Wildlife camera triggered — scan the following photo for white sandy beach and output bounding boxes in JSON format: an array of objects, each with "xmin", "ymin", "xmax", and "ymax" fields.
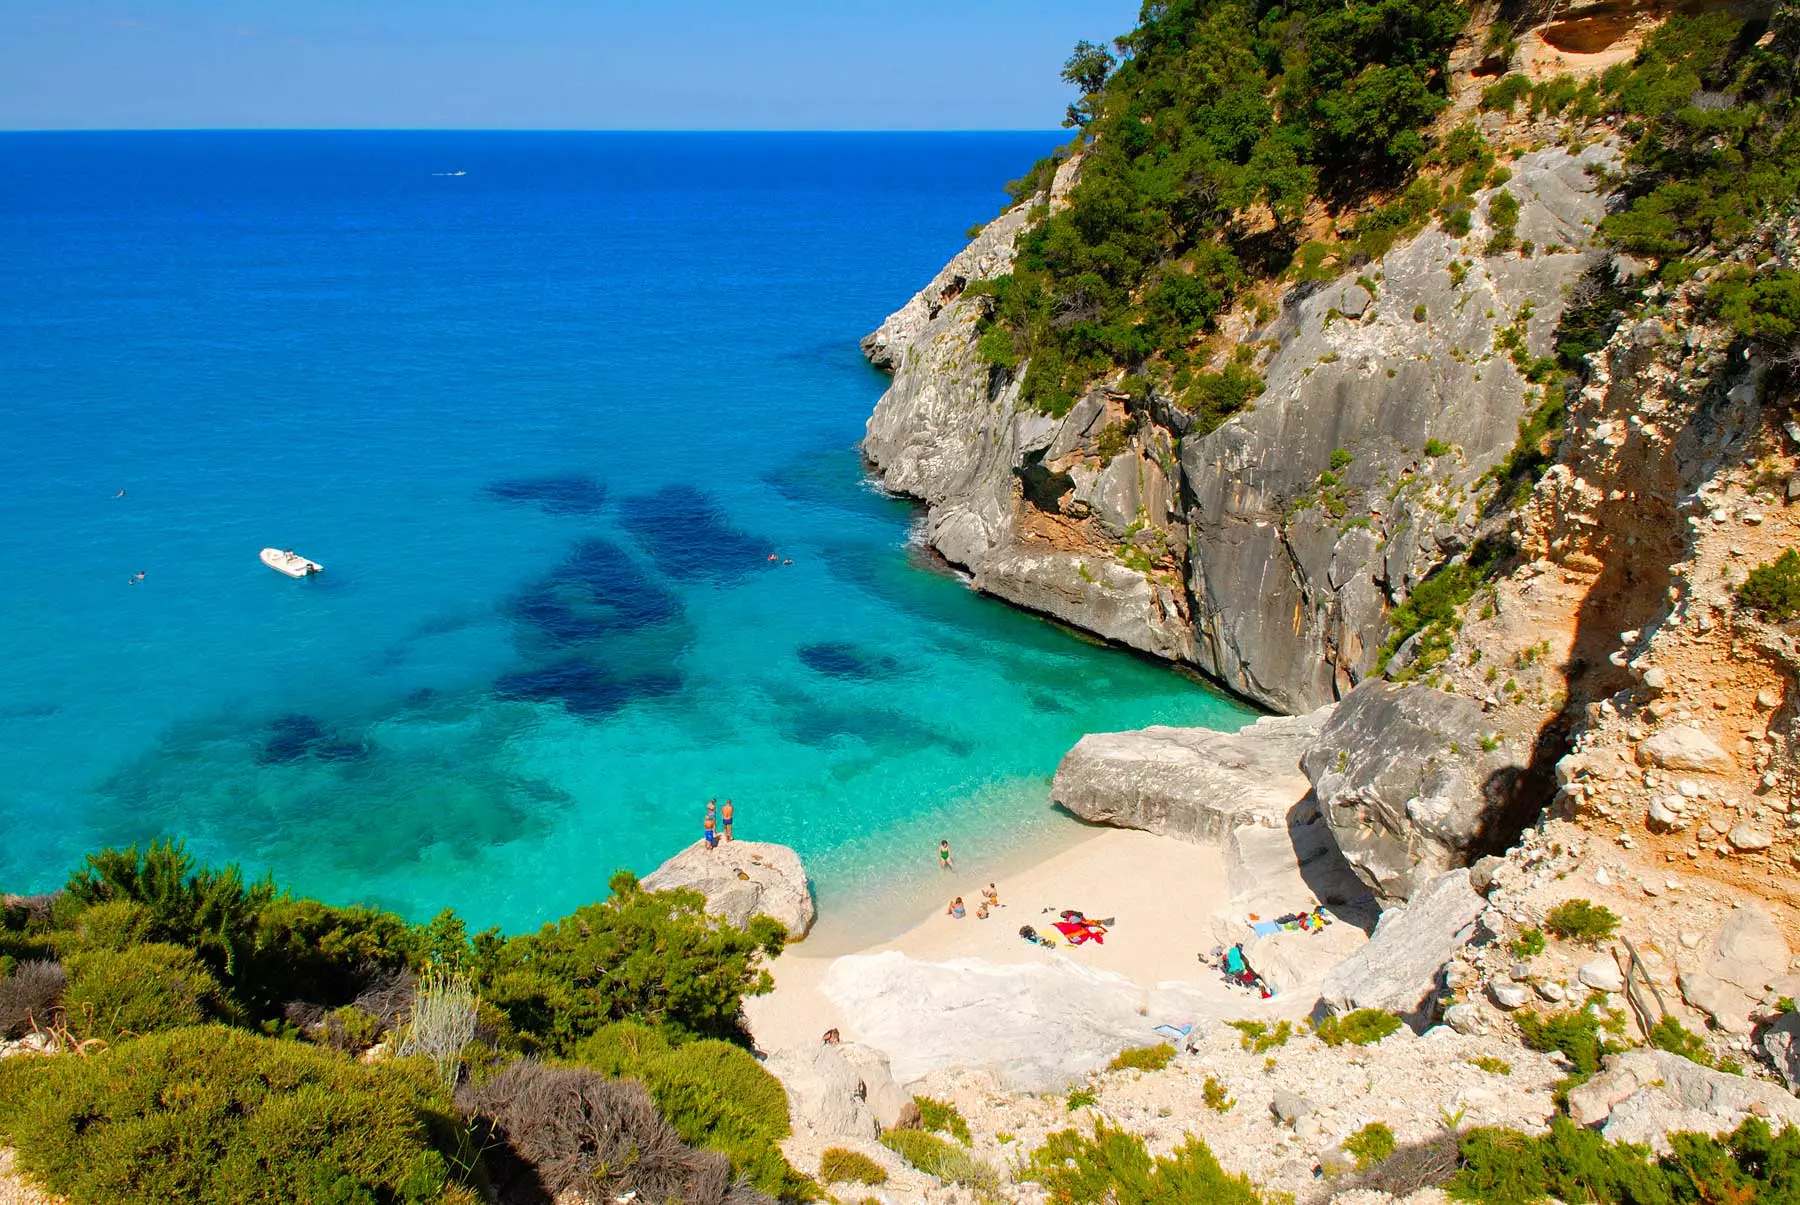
[{"xmin": 745, "ymin": 825, "xmax": 1252, "ymax": 1055}]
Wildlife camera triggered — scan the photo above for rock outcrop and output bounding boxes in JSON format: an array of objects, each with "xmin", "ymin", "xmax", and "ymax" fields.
[
  {"xmin": 642, "ymin": 841, "xmax": 815, "ymax": 939},
  {"xmin": 817, "ymin": 950, "xmax": 1211, "ymax": 1092},
  {"xmin": 1675, "ymin": 904, "xmax": 1793, "ymax": 1035},
  {"xmin": 1051, "ymin": 709, "xmax": 1330, "ymax": 843},
  {"xmin": 1568, "ymin": 1049, "xmax": 1800, "ymax": 1150},
  {"xmin": 1301, "ymin": 681, "xmax": 1529, "ymax": 904},
  {"xmin": 1317, "ymin": 868, "xmax": 1484, "ymax": 1027},
  {"xmin": 863, "ymin": 144, "xmax": 1618, "ymax": 712}
]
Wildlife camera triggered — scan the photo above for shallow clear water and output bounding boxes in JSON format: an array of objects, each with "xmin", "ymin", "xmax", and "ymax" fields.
[{"xmin": 0, "ymin": 132, "xmax": 1253, "ymax": 935}]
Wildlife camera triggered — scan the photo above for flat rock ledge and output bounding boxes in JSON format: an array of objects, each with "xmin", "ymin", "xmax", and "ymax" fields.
[
  {"xmin": 1569, "ymin": 1049, "xmax": 1800, "ymax": 1151},
  {"xmin": 642, "ymin": 840, "xmax": 815, "ymax": 940}
]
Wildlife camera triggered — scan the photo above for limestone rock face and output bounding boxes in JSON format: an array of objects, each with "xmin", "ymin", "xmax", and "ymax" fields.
[
  {"xmin": 1317, "ymin": 868, "xmax": 1483, "ymax": 1027},
  {"xmin": 763, "ymin": 1043, "xmax": 879, "ymax": 1141},
  {"xmin": 642, "ymin": 841, "xmax": 815, "ymax": 939},
  {"xmin": 1051, "ymin": 709, "xmax": 1331, "ymax": 843},
  {"xmin": 1761, "ymin": 1011, "xmax": 1800, "ymax": 1094},
  {"xmin": 817, "ymin": 950, "xmax": 1209, "ymax": 1092},
  {"xmin": 1676, "ymin": 905, "xmax": 1791, "ymax": 1035},
  {"xmin": 1301, "ymin": 681, "xmax": 1527, "ymax": 904},
  {"xmin": 862, "ymin": 142, "xmax": 1618, "ymax": 711},
  {"xmin": 1568, "ymin": 1049, "xmax": 1800, "ymax": 1149}
]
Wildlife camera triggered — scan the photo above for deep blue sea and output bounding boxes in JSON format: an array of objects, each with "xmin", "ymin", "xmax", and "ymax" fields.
[{"xmin": 0, "ymin": 132, "xmax": 1251, "ymax": 942}]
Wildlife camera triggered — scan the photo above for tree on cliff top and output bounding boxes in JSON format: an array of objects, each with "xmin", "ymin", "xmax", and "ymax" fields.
[{"xmin": 978, "ymin": 0, "xmax": 1468, "ymax": 418}]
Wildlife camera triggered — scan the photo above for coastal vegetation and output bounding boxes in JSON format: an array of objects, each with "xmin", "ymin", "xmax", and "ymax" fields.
[{"xmin": 0, "ymin": 839, "xmax": 812, "ymax": 1202}]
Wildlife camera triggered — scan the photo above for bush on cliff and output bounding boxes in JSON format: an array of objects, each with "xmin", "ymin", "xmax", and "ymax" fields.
[
  {"xmin": 61, "ymin": 942, "xmax": 235, "ymax": 1040},
  {"xmin": 0, "ymin": 1025, "xmax": 480, "ymax": 1204},
  {"xmin": 1448, "ymin": 1114, "xmax": 1800, "ymax": 1204},
  {"xmin": 1024, "ymin": 1121, "xmax": 1276, "ymax": 1204},
  {"xmin": 0, "ymin": 959, "xmax": 65, "ymax": 1038},
  {"xmin": 569, "ymin": 1019, "xmax": 809, "ymax": 1200},
  {"xmin": 880, "ymin": 1128, "xmax": 999, "ymax": 1193},
  {"xmin": 1737, "ymin": 548, "xmax": 1800, "ymax": 622},
  {"xmin": 487, "ymin": 870, "xmax": 784, "ymax": 1051},
  {"xmin": 458, "ymin": 1060, "xmax": 743, "ymax": 1205}
]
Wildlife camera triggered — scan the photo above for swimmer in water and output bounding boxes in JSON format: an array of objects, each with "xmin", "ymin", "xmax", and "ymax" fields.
[{"xmin": 115, "ymin": 489, "xmax": 126, "ymax": 498}]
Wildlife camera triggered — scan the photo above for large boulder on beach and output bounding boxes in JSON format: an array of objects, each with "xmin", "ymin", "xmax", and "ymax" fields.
[
  {"xmin": 1317, "ymin": 868, "xmax": 1483, "ymax": 1028},
  {"xmin": 642, "ymin": 841, "xmax": 815, "ymax": 939},
  {"xmin": 1301, "ymin": 681, "xmax": 1529, "ymax": 904},
  {"xmin": 1051, "ymin": 710, "xmax": 1331, "ymax": 843},
  {"xmin": 1568, "ymin": 1049, "xmax": 1800, "ymax": 1150}
]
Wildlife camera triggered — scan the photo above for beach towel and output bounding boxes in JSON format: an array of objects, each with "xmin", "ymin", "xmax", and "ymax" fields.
[
  {"xmin": 1052, "ymin": 920, "xmax": 1107, "ymax": 945},
  {"xmin": 1250, "ymin": 920, "xmax": 1283, "ymax": 938},
  {"xmin": 1152, "ymin": 1023, "xmax": 1192, "ymax": 1043},
  {"xmin": 1223, "ymin": 946, "xmax": 1247, "ymax": 975}
]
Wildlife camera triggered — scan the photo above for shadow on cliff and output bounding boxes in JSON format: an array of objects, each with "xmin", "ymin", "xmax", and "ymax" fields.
[{"xmin": 1287, "ymin": 796, "xmax": 1381, "ymax": 935}]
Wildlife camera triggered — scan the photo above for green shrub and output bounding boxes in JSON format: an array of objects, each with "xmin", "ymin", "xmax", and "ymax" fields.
[
  {"xmin": 1737, "ymin": 549, "xmax": 1800, "ymax": 623},
  {"xmin": 1227, "ymin": 1019, "xmax": 1294, "ymax": 1052},
  {"xmin": 1330, "ymin": 447, "xmax": 1354, "ymax": 471},
  {"xmin": 1414, "ymin": 303, "xmax": 1429, "ymax": 323},
  {"xmin": 1423, "ymin": 437, "xmax": 1450, "ymax": 457},
  {"xmin": 62, "ymin": 943, "xmax": 232, "ymax": 1040},
  {"xmin": 1067, "ymin": 1085, "xmax": 1098, "ymax": 1111},
  {"xmin": 1515, "ymin": 1006, "xmax": 1621, "ymax": 1087},
  {"xmin": 1315, "ymin": 1009, "xmax": 1403, "ymax": 1047},
  {"xmin": 1346, "ymin": 1121, "xmax": 1398, "ymax": 1169},
  {"xmin": 1710, "ymin": 268, "xmax": 1800, "ymax": 356},
  {"xmin": 1450, "ymin": 1114, "xmax": 1800, "ymax": 1204},
  {"xmin": 1107, "ymin": 1042, "xmax": 1177, "ymax": 1073},
  {"xmin": 1646, "ymin": 1015, "xmax": 1728, "ymax": 1070},
  {"xmin": 1511, "ymin": 928, "xmax": 1546, "ymax": 960},
  {"xmin": 1203, "ymin": 1076, "xmax": 1235, "ymax": 1112},
  {"xmin": 1480, "ymin": 74, "xmax": 1531, "ymax": 112},
  {"xmin": 1543, "ymin": 899, "xmax": 1619, "ymax": 945},
  {"xmin": 1469, "ymin": 1056, "xmax": 1513, "ymax": 1076},
  {"xmin": 492, "ymin": 870, "xmax": 784, "ymax": 1050},
  {"xmin": 568, "ymin": 1019, "xmax": 806, "ymax": 1199},
  {"xmin": 914, "ymin": 1094, "xmax": 972, "ymax": 1145},
  {"xmin": 819, "ymin": 1147, "xmax": 887, "ymax": 1185},
  {"xmin": 879, "ymin": 1128, "xmax": 999, "ymax": 1192},
  {"xmin": 57, "ymin": 900, "xmax": 154, "ymax": 953},
  {"xmin": 1025, "ymin": 1122, "xmax": 1278, "ymax": 1203},
  {"xmin": 0, "ymin": 1025, "xmax": 476, "ymax": 1204}
]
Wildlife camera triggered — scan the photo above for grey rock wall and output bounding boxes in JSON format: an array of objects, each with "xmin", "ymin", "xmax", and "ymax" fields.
[
  {"xmin": 1300, "ymin": 680, "xmax": 1528, "ymax": 904},
  {"xmin": 862, "ymin": 145, "xmax": 1618, "ymax": 713}
]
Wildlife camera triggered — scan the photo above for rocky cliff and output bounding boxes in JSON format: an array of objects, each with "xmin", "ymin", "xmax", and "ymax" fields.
[{"xmin": 863, "ymin": 144, "xmax": 1617, "ymax": 711}]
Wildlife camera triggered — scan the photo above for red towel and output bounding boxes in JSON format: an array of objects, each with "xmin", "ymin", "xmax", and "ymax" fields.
[{"xmin": 1052, "ymin": 920, "xmax": 1107, "ymax": 945}]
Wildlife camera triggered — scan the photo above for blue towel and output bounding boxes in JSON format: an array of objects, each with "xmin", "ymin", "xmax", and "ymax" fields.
[{"xmin": 1250, "ymin": 920, "xmax": 1282, "ymax": 937}]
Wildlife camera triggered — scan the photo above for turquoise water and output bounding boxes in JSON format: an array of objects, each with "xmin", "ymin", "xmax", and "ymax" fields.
[{"xmin": 0, "ymin": 132, "xmax": 1253, "ymax": 935}]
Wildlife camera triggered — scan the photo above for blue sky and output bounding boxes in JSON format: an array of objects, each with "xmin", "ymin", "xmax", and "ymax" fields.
[{"xmin": 0, "ymin": 1, "xmax": 1142, "ymax": 130}]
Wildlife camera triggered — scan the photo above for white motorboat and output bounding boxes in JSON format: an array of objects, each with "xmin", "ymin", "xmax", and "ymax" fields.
[{"xmin": 261, "ymin": 548, "xmax": 322, "ymax": 579}]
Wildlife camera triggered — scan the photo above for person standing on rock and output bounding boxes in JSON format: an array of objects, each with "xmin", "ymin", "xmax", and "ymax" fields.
[
  {"xmin": 938, "ymin": 839, "xmax": 954, "ymax": 871},
  {"xmin": 703, "ymin": 807, "xmax": 718, "ymax": 851},
  {"xmin": 722, "ymin": 799, "xmax": 734, "ymax": 842}
]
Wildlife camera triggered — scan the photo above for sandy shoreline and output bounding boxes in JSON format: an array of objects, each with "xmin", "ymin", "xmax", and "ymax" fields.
[{"xmin": 745, "ymin": 825, "xmax": 1250, "ymax": 1056}]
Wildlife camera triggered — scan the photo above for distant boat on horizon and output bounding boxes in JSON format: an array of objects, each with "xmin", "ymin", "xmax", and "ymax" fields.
[{"xmin": 431, "ymin": 170, "xmax": 467, "ymax": 178}]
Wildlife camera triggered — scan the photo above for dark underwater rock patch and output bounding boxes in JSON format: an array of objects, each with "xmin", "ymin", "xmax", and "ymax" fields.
[
  {"xmin": 619, "ymin": 486, "xmax": 770, "ymax": 582},
  {"xmin": 508, "ymin": 538, "xmax": 683, "ymax": 648},
  {"xmin": 484, "ymin": 473, "xmax": 608, "ymax": 516},
  {"xmin": 258, "ymin": 713, "xmax": 370, "ymax": 765},
  {"xmin": 495, "ymin": 659, "xmax": 682, "ymax": 718},
  {"xmin": 797, "ymin": 641, "xmax": 903, "ymax": 680}
]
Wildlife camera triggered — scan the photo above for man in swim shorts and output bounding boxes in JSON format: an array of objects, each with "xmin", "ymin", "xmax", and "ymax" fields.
[{"xmin": 721, "ymin": 799, "xmax": 734, "ymax": 842}]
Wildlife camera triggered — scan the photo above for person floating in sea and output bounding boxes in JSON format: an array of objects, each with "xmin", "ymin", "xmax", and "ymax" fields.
[
  {"xmin": 135, "ymin": 571, "xmax": 146, "ymax": 582},
  {"xmin": 946, "ymin": 896, "xmax": 966, "ymax": 919},
  {"xmin": 938, "ymin": 839, "xmax": 955, "ymax": 871},
  {"xmin": 782, "ymin": 558, "xmax": 792, "ymax": 565},
  {"xmin": 721, "ymin": 798, "xmax": 734, "ymax": 842},
  {"xmin": 766, "ymin": 553, "xmax": 778, "ymax": 563},
  {"xmin": 115, "ymin": 489, "xmax": 126, "ymax": 498}
]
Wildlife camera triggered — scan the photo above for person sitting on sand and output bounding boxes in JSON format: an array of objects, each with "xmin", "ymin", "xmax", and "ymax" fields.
[
  {"xmin": 947, "ymin": 896, "xmax": 966, "ymax": 919},
  {"xmin": 821, "ymin": 1028, "xmax": 840, "ymax": 1044},
  {"xmin": 982, "ymin": 883, "xmax": 999, "ymax": 907},
  {"xmin": 976, "ymin": 901, "xmax": 990, "ymax": 920}
]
